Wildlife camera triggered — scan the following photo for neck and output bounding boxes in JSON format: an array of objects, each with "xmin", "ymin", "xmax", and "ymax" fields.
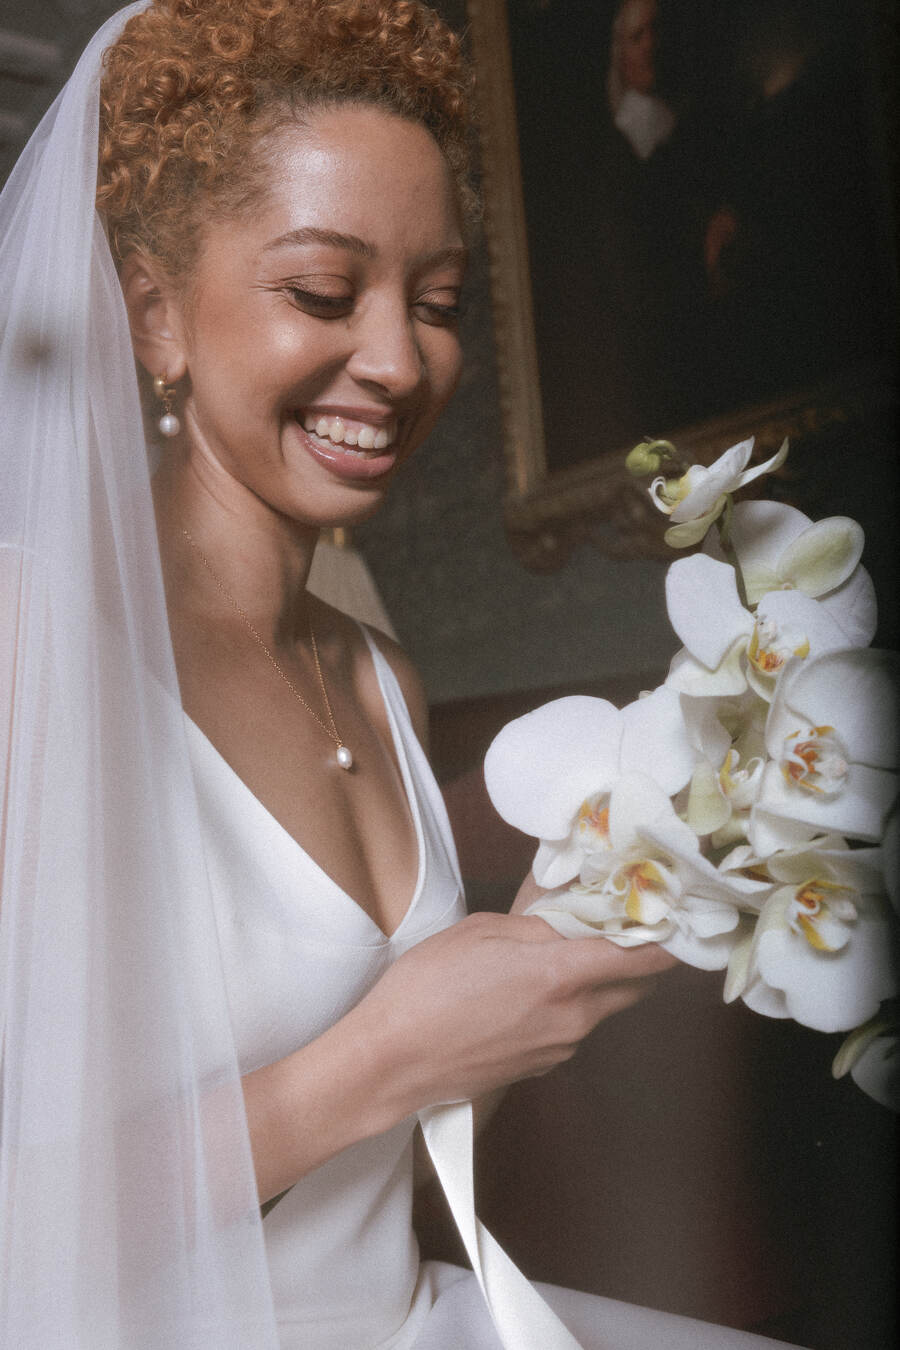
[{"xmin": 153, "ymin": 453, "xmax": 321, "ymax": 649}]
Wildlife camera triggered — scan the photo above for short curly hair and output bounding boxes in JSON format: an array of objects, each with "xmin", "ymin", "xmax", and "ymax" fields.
[{"xmin": 98, "ymin": 0, "xmax": 475, "ymax": 282}]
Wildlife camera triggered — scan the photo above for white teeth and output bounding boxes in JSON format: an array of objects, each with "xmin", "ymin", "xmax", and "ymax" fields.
[{"xmin": 300, "ymin": 412, "xmax": 393, "ymax": 452}]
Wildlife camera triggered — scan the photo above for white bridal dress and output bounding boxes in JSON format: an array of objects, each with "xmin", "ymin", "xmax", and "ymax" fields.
[
  {"xmin": 0, "ymin": 4, "xmax": 806, "ymax": 1346},
  {"xmin": 189, "ymin": 626, "xmax": 804, "ymax": 1350}
]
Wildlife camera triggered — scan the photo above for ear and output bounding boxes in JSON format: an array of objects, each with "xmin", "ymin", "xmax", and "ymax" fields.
[{"xmin": 119, "ymin": 252, "xmax": 189, "ymax": 383}]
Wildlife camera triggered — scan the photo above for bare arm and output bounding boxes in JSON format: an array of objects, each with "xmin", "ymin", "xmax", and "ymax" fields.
[
  {"xmin": 243, "ymin": 909, "xmax": 674, "ymax": 1203},
  {"xmin": 468, "ymin": 871, "xmax": 558, "ymax": 1137},
  {"xmin": 243, "ymin": 631, "xmax": 675, "ymax": 1204}
]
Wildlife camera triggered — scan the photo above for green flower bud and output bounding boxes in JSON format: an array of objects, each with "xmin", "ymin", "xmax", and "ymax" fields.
[{"xmin": 625, "ymin": 438, "xmax": 678, "ymax": 477}]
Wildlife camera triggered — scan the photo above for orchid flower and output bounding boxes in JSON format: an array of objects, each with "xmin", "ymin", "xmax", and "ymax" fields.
[
  {"xmin": 680, "ymin": 691, "xmax": 767, "ymax": 846},
  {"xmin": 648, "ymin": 437, "xmax": 788, "ymax": 547},
  {"xmin": 848, "ymin": 1033, "xmax": 899, "ymax": 1112},
  {"xmin": 722, "ymin": 837, "xmax": 899, "ymax": 1033},
  {"xmin": 484, "ymin": 689, "xmax": 695, "ymax": 888},
  {"xmin": 749, "ymin": 647, "xmax": 900, "ymax": 855},
  {"xmin": 664, "ymin": 551, "xmax": 875, "ymax": 702},
  {"xmin": 705, "ymin": 499, "xmax": 877, "ymax": 644},
  {"xmin": 487, "ymin": 428, "xmax": 897, "ymax": 1108},
  {"xmin": 882, "ymin": 807, "xmax": 899, "ymax": 916},
  {"xmin": 833, "ymin": 1012, "xmax": 899, "ymax": 1112},
  {"xmin": 526, "ymin": 774, "xmax": 766, "ymax": 969}
]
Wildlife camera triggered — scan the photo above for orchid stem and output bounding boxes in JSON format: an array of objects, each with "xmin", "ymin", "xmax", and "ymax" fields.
[{"xmin": 715, "ymin": 497, "xmax": 750, "ymax": 609}]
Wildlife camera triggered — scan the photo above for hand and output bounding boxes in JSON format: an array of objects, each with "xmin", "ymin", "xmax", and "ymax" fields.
[{"xmin": 353, "ymin": 907, "xmax": 676, "ymax": 1120}]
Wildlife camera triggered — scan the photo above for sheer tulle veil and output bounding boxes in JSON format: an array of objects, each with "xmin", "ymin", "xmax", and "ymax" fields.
[
  {"xmin": 0, "ymin": 5, "xmax": 279, "ymax": 1344},
  {"xmin": 0, "ymin": 9, "xmax": 593, "ymax": 1348}
]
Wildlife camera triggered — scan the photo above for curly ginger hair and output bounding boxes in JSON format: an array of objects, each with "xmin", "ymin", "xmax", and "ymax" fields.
[{"xmin": 98, "ymin": 0, "xmax": 475, "ymax": 281}]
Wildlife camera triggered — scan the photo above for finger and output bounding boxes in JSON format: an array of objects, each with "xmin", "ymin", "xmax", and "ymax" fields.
[
  {"xmin": 501, "ymin": 913, "xmax": 568, "ymax": 943},
  {"xmin": 567, "ymin": 935, "xmax": 679, "ymax": 981},
  {"xmin": 466, "ymin": 911, "xmax": 564, "ymax": 944}
]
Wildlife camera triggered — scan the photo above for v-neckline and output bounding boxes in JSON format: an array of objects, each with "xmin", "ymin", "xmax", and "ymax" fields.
[{"xmin": 185, "ymin": 628, "xmax": 425, "ymax": 942}]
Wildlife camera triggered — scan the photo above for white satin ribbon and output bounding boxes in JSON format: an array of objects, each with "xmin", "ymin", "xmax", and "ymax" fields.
[{"xmin": 418, "ymin": 1102, "xmax": 585, "ymax": 1350}]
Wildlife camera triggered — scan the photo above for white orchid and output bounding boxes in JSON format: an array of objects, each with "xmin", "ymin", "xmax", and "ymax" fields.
[
  {"xmin": 527, "ymin": 774, "xmax": 764, "ymax": 969},
  {"xmin": 722, "ymin": 838, "xmax": 898, "ymax": 1033},
  {"xmin": 882, "ymin": 808, "xmax": 900, "ymax": 917},
  {"xmin": 486, "ymin": 428, "xmax": 898, "ymax": 1110},
  {"xmin": 833, "ymin": 1013, "xmax": 899, "ymax": 1112},
  {"xmin": 680, "ymin": 691, "xmax": 767, "ymax": 846},
  {"xmin": 705, "ymin": 499, "xmax": 877, "ymax": 643},
  {"xmin": 665, "ymin": 551, "xmax": 875, "ymax": 702},
  {"xmin": 483, "ymin": 688, "xmax": 694, "ymax": 888},
  {"xmin": 648, "ymin": 437, "xmax": 788, "ymax": 547},
  {"xmin": 848, "ymin": 1035, "xmax": 899, "ymax": 1111},
  {"xmin": 750, "ymin": 647, "xmax": 900, "ymax": 855}
]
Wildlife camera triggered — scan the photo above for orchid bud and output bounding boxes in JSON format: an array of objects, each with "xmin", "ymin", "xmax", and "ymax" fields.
[{"xmin": 625, "ymin": 438, "xmax": 678, "ymax": 477}]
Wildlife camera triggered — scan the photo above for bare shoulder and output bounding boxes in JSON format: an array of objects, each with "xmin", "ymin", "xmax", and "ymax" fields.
[
  {"xmin": 309, "ymin": 596, "xmax": 430, "ymax": 750},
  {"xmin": 361, "ymin": 624, "xmax": 430, "ymax": 751}
]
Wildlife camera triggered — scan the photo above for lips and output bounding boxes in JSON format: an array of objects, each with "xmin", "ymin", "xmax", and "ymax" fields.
[
  {"xmin": 292, "ymin": 409, "xmax": 400, "ymax": 481},
  {"xmin": 301, "ymin": 411, "xmax": 396, "ymax": 451}
]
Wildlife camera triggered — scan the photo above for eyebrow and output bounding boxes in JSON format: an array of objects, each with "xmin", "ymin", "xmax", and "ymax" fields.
[
  {"xmin": 262, "ymin": 227, "xmax": 468, "ymax": 272},
  {"xmin": 262, "ymin": 227, "xmax": 375, "ymax": 257},
  {"xmin": 423, "ymin": 245, "xmax": 469, "ymax": 273}
]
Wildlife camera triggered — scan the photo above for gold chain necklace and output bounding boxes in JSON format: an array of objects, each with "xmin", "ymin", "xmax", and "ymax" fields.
[{"xmin": 181, "ymin": 529, "xmax": 354, "ymax": 770}]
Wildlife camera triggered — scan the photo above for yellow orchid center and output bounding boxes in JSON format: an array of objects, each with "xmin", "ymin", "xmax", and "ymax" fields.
[
  {"xmin": 661, "ymin": 475, "xmax": 690, "ymax": 507},
  {"xmin": 718, "ymin": 747, "xmax": 739, "ymax": 791},
  {"xmin": 781, "ymin": 726, "xmax": 849, "ymax": 797},
  {"xmin": 788, "ymin": 878, "xmax": 857, "ymax": 951},
  {"xmin": 717, "ymin": 747, "xmax": 763, "ymax": 810},
  {"xmin": 648, "ymin": 471, "xmax": 692, "ymax": 515},
  {"xmin": 748, "ymin": 617, "xmax": 810, "ymax": 677},
  {"xmin": 615, "ymin": 859, "xmax": 668, "ymax": 924},
  {"xmin": 576, "ymin": 797, "xmax": 611, "ymax": 846}
]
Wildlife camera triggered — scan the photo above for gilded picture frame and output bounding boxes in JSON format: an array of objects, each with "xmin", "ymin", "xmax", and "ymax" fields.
[{"xmin": 466, "ymin": 0, "xmax": 896, "ymax": 567}]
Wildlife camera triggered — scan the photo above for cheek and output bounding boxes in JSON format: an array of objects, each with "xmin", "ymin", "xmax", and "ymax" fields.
[
  {"xmin": 189, "ymin": 310, "xmax": 338, "ymax": 411},
  {"xmin": 428, "ymin": 331, "xmax": 464, "ymax": 407}
]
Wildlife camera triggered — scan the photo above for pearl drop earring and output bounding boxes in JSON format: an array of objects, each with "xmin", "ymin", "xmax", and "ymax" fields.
[{"xmin": 153, "ymin": 373, "xmax": 181, "ymax": 437}]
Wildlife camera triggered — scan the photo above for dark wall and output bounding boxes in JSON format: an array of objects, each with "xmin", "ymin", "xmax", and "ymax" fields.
[
  {"xmin": 355, "ymin": 221, "xmax": 678, "ymax": 703},
  {"xmin": 356, "ymin": 0, "xmax": 897, "ymax": 704}
]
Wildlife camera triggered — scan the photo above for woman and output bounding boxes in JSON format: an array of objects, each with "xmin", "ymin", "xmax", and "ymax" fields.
[{"xmin": 0, "ymin": 2, "xmax": 804, "ymax": 1347}]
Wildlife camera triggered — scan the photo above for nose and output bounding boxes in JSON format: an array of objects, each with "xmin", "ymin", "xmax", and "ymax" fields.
[{"xmin": 346, "ymin": 295, "xmax": 426, "ymax": 402}]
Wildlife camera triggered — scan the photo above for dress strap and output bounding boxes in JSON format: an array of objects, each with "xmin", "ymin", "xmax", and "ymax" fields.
[
  {"xmin": 418, "ymin": 1103, "xmax": 585, "ymax": 1350},
  {"xmin": 358, "ymin": 622, "xmax": 582, "ymax": 1342}
]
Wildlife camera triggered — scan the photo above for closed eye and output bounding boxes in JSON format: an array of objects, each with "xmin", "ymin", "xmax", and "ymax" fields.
[
  {"xmin": 281, "ymin": 285, "xmax": 353, "ymax": 318},
  {"xmin": 413, "ymin": 290, "xmax": 463, "ymax": 328}
]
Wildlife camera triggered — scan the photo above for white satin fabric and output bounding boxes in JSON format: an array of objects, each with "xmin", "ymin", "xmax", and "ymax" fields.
[
  {"xmin": 186, "ymin": 626, "xmax": 579, "ymax": 1348},
  {"xmin": 185, "ymin": 628, "xmax": 463, "ymax": 1348},
  {"xmin": 189, "ymin": 627, "xmax": 804, "ymax": 1350}
]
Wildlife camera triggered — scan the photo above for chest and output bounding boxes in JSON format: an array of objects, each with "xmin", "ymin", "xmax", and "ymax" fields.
[
  {"xmin": 175, "ymin": 629, "xmax": 419, "ymax": 937},
  {"xmin": 184, "ymin": 710, "xmax": 466, "ymax": 1074}
]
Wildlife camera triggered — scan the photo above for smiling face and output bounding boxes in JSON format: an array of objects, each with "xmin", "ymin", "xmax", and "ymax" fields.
[{"xmin": 151, "ymin": 104, "xmax": 466, "ymax": 528}]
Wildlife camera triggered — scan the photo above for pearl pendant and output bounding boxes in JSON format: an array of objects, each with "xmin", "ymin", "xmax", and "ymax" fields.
[
  {"xmin": 158, "ymin": 412, "xmax": 181, "ymax": 438},
  {"xmin": 335, "ymin": 745, "xmax": 353, "ymax": 770}
]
